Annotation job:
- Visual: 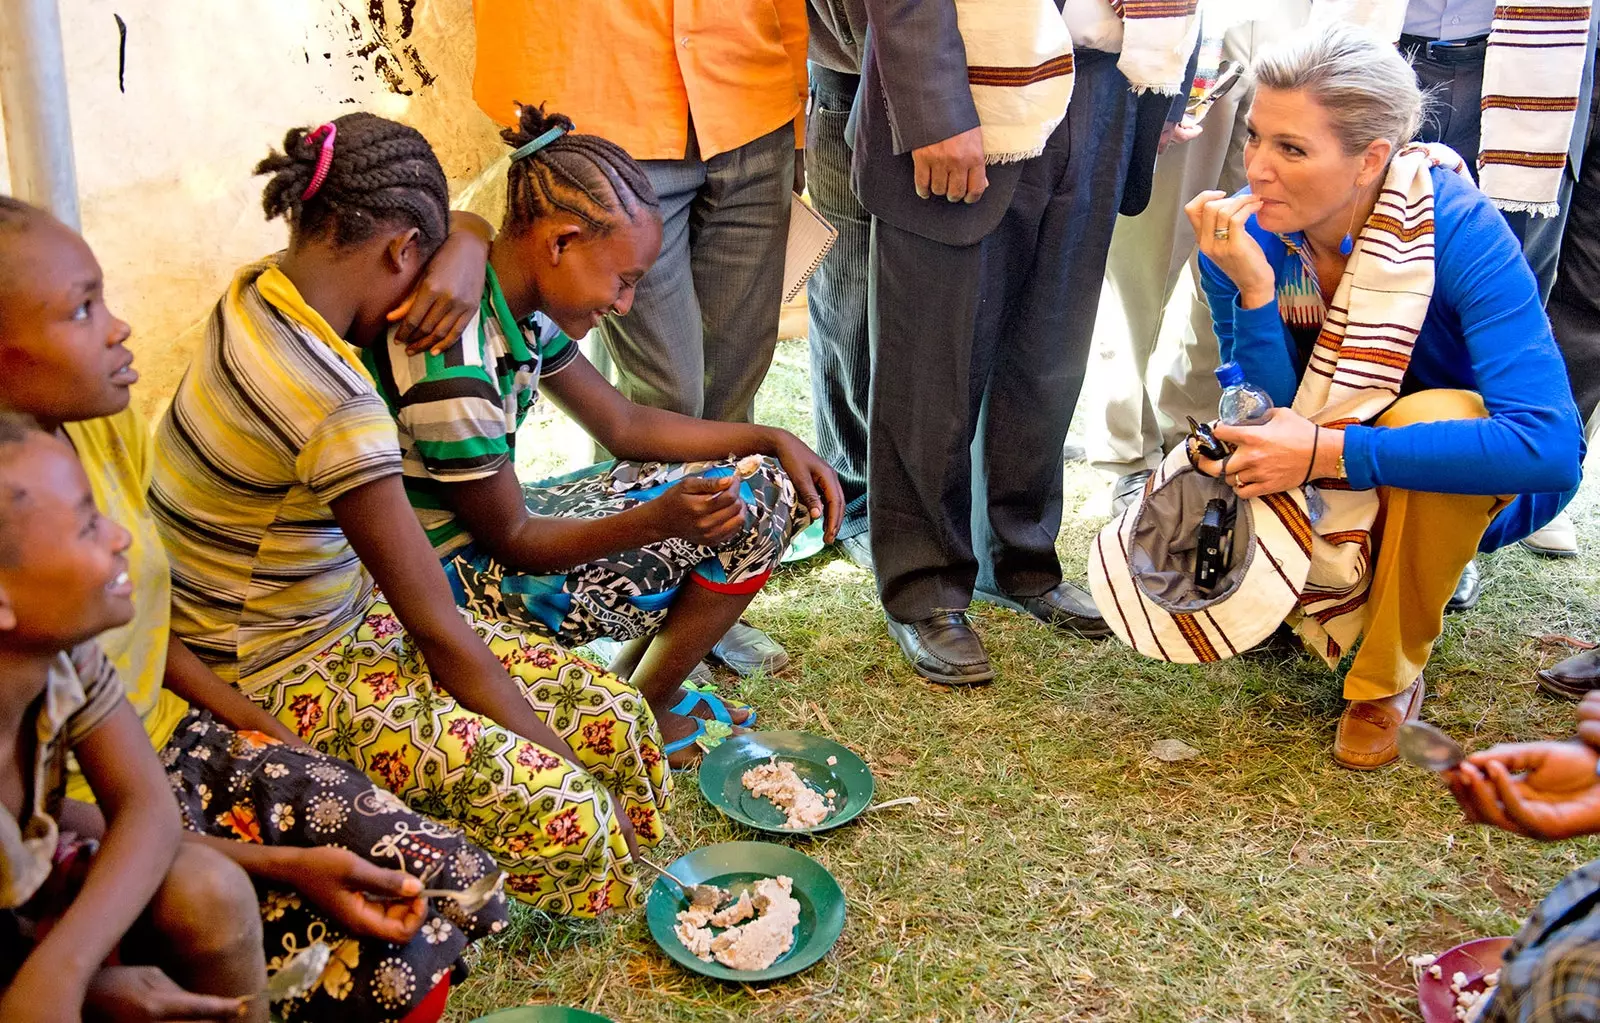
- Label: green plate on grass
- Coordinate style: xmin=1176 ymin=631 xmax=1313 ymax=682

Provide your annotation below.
xmin=472 ymin=1008 xmax=612 ymax=1022
xmin=645 ymin=841 xmax=846 ymax=982
xmin=699 ymin=730 xmax=874 ymax=834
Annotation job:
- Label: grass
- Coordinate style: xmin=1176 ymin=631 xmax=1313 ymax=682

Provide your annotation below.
xmin=456 ymin=337 xmax=1600 ymax=1021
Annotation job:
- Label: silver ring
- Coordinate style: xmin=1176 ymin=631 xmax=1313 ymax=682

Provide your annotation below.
xmin=1230 ymin=473 xmax=1243 ymax=487
xmin=1214 ymin=227 xmax=1231 ymax=240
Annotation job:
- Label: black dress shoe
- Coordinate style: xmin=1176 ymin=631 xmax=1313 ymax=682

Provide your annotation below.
xmin=839 ymin=532 xmax=874 ymax=572
xmin=1537 ymin=648 xmax=1600 ymax=700
xmin=1445 ymin=559 xmax=1482 ymax=613
xmin=886 ymin=612 xmax=995 ymax=685
xmin=975 ymin=582 xmax=1112 ymax=638
xmin=1109 ymin=469 xmax=1154 ymax=517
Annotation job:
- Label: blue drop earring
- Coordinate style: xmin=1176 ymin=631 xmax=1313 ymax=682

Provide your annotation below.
xmin=1338 ymin=185 xmax=1362 ymax=256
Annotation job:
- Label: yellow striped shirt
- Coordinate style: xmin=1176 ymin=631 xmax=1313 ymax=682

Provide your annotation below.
xmin=151 ymin=259 xmax=402 ymax=690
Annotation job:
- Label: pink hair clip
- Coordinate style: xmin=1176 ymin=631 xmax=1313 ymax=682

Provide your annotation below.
xmin=300 ymin=122 xmax=338 ymax=201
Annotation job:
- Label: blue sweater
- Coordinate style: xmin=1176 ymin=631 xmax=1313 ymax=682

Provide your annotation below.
xmin=1199 ymin=166 xmax=1584 ymax=551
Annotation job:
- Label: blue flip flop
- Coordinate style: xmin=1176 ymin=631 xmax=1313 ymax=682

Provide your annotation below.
xmin=669 ymin=682 xmax=757 ymax=729
xmin=663 ymin=684 xmax=756 ymax=770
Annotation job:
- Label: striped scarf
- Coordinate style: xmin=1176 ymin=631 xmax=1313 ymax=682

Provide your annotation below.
xmin=957 ymin=0 xmax=1200 ymax=163
xmin=1288 ymin=143 xmax=1470 ymax=663
xmin=1319 ymin=0 xmax=1592 ymax=216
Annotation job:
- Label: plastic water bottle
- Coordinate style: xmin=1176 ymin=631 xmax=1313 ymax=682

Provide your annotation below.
xmin=1216 ymin=361 xmax=1274 ymax=425
xmin=1213 ymin=362 xmax=1326 ymax=522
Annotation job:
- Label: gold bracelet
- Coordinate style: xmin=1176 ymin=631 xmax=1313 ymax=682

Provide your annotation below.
xmin=1334 ymin=451 xmax=1347 ymax=480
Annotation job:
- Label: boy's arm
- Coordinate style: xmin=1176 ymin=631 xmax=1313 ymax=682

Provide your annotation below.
xmin=0 ymin=702 xmax=181 ymax=1018
xmin=161 ymin=636 xmax=302 ymax=746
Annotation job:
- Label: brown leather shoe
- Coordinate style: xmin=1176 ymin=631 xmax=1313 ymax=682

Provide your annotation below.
xmin=1334 ymin=677 xmax=1426 ymax=770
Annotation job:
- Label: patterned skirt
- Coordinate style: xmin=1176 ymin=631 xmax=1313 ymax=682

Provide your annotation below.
xmin=442 ymin=457 xmax=802 ymax=644
xmin=162 ymin=709 xmax=509 ymax=1023
xmin=246 ymin=598 xmax=672 ymax=917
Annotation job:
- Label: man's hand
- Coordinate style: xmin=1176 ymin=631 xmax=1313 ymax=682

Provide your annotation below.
xmin=289 ymin=847 xmax=427 ymax=943
xmin=1446 ymin=741 xmax=1600 ymax=841
xmin=1158 ymin=113 xmax=1204 ymax=155
xmin=81 ymin=966 xmax=247 ymax=1023
xmin=912 ymin=127 xmax=988 ymax=203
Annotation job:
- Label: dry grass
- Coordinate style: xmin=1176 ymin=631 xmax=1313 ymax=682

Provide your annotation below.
xmin=461 ymin=339 xmax=1600 ymax=1022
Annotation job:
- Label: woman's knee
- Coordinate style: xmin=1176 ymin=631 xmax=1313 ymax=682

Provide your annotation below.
xmin=1374 ymin=389 xmax=1488 ymax=429
xmin=148 ymin=842 xmax=263 ymax=958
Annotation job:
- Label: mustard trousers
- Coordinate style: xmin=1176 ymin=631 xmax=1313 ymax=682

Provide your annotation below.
xmin=1341 ymin=389 xmax=1510 ymax=701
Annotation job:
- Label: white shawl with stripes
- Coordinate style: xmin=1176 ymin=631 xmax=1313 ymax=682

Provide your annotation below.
xmin=956 ymin=0 xmax=1200 ymax=163
xmin=1291 ymin=143 xmax=1469 ymax=663
xmin=1319 ymin=0 xmax=1593 ymax=217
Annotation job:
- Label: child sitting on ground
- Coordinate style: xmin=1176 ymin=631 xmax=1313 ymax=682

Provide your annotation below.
xmin=0 ymin=413 xmax=266 ymax=1022
xmin=368 ymin=103 xmax=844 ymax=766
xmin=0 ymin=193 xmax=508 ymax=1022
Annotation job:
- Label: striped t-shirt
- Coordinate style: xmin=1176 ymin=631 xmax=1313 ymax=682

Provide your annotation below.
xmin=364 ymin=267 xmax=578 ymax=555
xmin=151 ymin=259 xmax=403 ymax=687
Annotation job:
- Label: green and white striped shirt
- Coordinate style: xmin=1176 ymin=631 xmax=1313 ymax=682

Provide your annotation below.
xmin=364 ymin=267 xmax=578 ymax=554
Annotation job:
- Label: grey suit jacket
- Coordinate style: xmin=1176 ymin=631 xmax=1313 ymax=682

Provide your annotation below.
xmin=809 ymin=0 xmax=869 ymax=74
xmin=850 ymin=0 xmax=1031 ymax=246
xmin=849 ymin=0 xmax=1190 ymax=247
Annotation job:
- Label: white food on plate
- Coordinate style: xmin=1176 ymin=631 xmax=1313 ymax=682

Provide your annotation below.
xmin=673 ymin=875 xmax=801 ymax=971
xmin=742 ymin=757 xmax=835 ymax=829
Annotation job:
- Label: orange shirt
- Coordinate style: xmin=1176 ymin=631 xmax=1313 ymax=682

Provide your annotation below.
xmin=472 ymin=0 xmax=807 ymax=161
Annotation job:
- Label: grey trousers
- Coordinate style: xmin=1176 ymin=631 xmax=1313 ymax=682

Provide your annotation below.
xmin=867 ymin=50 xmax=1141 ymax=622
xmin=805 ymin=64 xmax=871 ymax=539
xmin=1405 ymin=41 xmax=1572 ymax=300
xmin=594 ymin=121 xmax=796 ymax=422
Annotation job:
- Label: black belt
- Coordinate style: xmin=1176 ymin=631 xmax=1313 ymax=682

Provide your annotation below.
xmin=1399 ymin=32 xmax=1491 ymax=64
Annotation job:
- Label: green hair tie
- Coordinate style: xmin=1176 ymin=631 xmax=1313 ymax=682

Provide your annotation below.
xmin=510 ymin=126 xmax=565 ymax=162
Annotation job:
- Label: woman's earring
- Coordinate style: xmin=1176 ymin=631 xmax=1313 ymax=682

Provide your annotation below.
xmin=1339 ymin=186 xmax=1362 ymax=256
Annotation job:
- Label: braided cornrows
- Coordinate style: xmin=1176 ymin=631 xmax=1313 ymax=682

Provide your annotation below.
xmin=255 ymin=112 xmax=450 ymax=252
xmin=502 ymin=104 xmax=659 ymax=236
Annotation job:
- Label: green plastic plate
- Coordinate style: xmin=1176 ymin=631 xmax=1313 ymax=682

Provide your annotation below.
xmin=699 ymin=731 xmax=875 ymax=834
xmin=472 ymin=1008 xmax=612 ymax=1023
xmin=644 ymin=841 xmax=846 ymax=982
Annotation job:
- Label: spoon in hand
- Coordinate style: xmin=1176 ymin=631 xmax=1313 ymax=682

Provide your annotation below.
xmin=1397 ymin=721 xmax=1466 ymax=772
xmin=418 ymin=870 xmax=506 ymax=915
xmin=247 ymin=941 xmax=331 ymax=1007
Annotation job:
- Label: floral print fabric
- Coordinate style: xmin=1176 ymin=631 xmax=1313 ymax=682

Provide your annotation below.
xmin=247 ymin=597 xmax=672 ymax=916
xmin=161 ymin=709 xmax=509 ymax=1023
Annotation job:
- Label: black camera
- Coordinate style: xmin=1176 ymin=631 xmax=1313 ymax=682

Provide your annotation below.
xmin=1194 ymin=498 xmax=1234 ymax=592
xmin=1185 ymin=415 xmax=1231 ymax=463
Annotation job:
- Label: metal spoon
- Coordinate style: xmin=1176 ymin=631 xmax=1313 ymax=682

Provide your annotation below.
xmin=251 ymin=941 xmax=331 ymax=1006
xmin=1397 ymin=721 xmax=1466 ymax=772
xmin=636 ymin=854 xmax=725 ymax=906
xmin=418 ymin=870 xmax=506 ymax=915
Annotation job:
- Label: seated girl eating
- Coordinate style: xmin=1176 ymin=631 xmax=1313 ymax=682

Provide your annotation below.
xmin=365 ymin=104 xmax=842 ymax=763
xmin=150 ymin=113 xmax=671 ymax=915
xmin=0 ymin=195 xmax=507 ymax=1023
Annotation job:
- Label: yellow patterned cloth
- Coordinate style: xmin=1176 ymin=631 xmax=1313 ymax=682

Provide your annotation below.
xmin=249 ymin=596 xmax=672 ymax=916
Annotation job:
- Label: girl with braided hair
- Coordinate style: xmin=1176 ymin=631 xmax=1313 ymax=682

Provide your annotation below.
xmin=365 ymin=104 xmax=842 ymax=768
xmin=151 ymin=111 xmax=673 ymax=921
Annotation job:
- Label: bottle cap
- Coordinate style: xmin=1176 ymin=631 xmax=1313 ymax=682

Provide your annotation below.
xmin=1215 ymin=361 xmax=1245 ymax=388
